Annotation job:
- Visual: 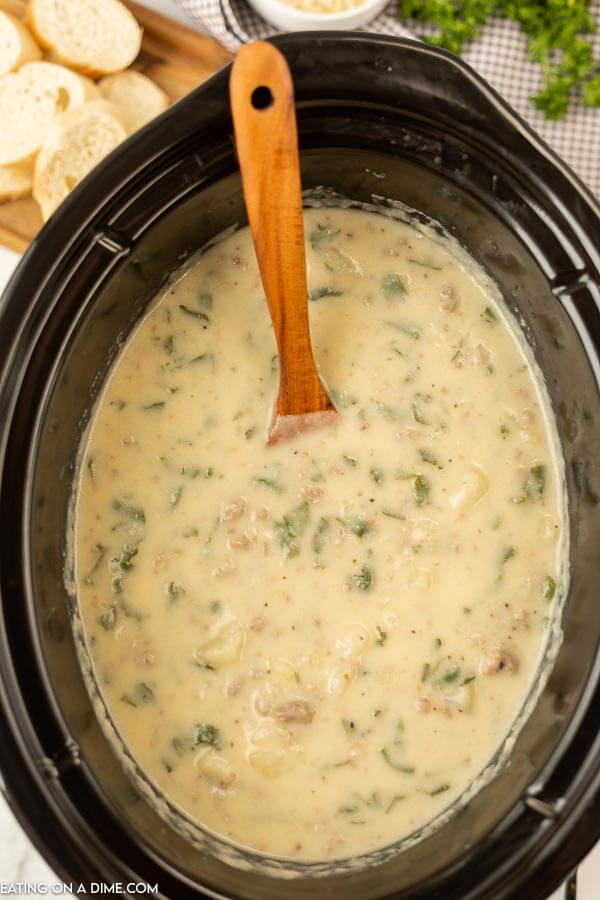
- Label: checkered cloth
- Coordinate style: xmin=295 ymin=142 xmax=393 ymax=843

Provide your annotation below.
xmin=174 ymin=0 xmax=600 ymax=196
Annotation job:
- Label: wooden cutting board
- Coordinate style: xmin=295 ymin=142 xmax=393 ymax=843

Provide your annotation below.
xmin=0 ymin=0 xmax=232 ymax=252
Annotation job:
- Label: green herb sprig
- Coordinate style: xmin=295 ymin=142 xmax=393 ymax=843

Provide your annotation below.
xmin=399 ymin=0 xmax=600 ymax=119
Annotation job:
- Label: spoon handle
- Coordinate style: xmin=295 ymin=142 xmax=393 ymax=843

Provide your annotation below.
xmin=229 ymin=41 xmax=335 ymax=436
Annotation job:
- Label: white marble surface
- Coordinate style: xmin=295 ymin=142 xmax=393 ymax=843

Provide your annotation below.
xmin=0 ymin=1 xmax=597 ymax=895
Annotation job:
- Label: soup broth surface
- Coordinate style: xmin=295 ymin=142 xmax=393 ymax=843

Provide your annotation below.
xmin=75 ymin=206 xmax=564 ymax=860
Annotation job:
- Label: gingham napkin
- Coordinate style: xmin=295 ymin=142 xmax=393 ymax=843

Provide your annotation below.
xmin=174 ymin=0 xmax=600 ymax=196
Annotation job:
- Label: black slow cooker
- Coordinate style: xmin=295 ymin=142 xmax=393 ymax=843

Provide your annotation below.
xmin=0 ymin=33 xmax=598 ymax=900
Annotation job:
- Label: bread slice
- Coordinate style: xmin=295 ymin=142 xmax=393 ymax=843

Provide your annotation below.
xmin=99 ymin=70 xmax=169 ymax=132
xmin=33 ymin=100 xmax=129 ymax=220
xmin=0 ymin=61 xmax=99 ymax=165
xmin=28 ymin=0 xmax=142 ymax=77
xmin=0 ymin=10 xmax=42 ymax=77
xmin=0 ymin=160 xmax=33 ymax=202
xmin=75 ymin=72 xmax=101 ymax=101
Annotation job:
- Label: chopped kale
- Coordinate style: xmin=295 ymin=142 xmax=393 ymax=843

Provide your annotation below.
xmin=528 ymin=464 xmax=546 ymax=495
xmin=408 ymin=257 xmax=442 ymax=271
xmin=118 ymin=597 xmax=144 ymax=622
xmin=309 ymin=286 xmax=344 ymax=301
xmin=312 ymin=516 xmax=330 ymax=555
xmin=382 ymin=273 xmax=407 ymax=297
xmin=188 ymin=352 xmax=215 ymax=366
xmin=427 ymin=783 xmax=450 ymax=796
xmin=337 ymin=516 xmax=371 ymax=538
xmin=121 ymin=682 xmax=154 ymax=706
xmin=172 ymin=735 xmax=193 ymax=757
xmin=438 ymin=662 xmax=460 ymax=684
xmin=352 ymin=565 xmax=374 ymax=592
xmin=512 ymin=465 xmax=546 ymax=504
xmin=309 ymin=223 xmax=340 ymax=246
xmin=194 ymin=657 xmax=215 ymax=671
xmin=112 ymin=499 xmax=145 ymax=523
xmin=380 ymin=747 xmax=416 ymax=773
xmin=99 ymin=604 xmax=117 ymax=631
xmin=179 ymin=305 xmax=210 ymax=326
xmin=143 ymin=401 xmax=165 ymax=411
xmin=274 ymin=501 xmax=310 ymax=558
xmin=414 ymin=474 xmax=430 ymax=506
xmin=84 ymin=543 xmax=106 ymax=586
xmin=481 ymin=306 xmax=498 ymax=325
xmin=117 ymin=544 xmax=138 ymax=572
xmin=384 ymin=320 xmax=422 ymax=339
xmin=167 ymin=581 xmax=185 ymax=602
xmin=419 ymin=448 xmax=443 ymax=468
xmin=375 ymin=626 xmax=387 ymax=646
xmin=179 ymin=466 xmax=214 ymax=479
xmin=412 ymin=402 xmax=429 ymax=426
xmin=195 ymin=723 xmax=221 ymax=749
xmin=252 ymin=476 xmax=285 ymax=493
xmin=382 ymin=509 xmax=405 ymax=520
xmin=385 ymin=795 xmax=406 ymax=813
xmin=542 ymin=574 xmax=556 ymax=602
xmin=370 ymin=466 xmax=384 ymax=485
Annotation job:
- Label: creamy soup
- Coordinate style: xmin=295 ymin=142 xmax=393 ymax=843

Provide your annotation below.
xmin=74 ymin=206 xmax=565 ymax=861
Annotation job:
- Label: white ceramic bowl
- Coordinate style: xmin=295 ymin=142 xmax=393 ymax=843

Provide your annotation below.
xmin=246 ymin=0 xmax=388 ymax=32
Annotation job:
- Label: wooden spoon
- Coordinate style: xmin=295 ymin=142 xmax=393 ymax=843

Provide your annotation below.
xmin=230 ymin=41 xmax=338 ymax=445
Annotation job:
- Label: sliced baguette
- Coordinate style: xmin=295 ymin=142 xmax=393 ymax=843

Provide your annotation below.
xmin=0 ymin=160 xmax=33 ymax=202
xmin=28 ymin=0 xmax=142 ymax=77
xmin=0 ymin=61 xmax=99 ymax=165
xmin=76 ymin=72 xmax=101 ymax=101
xmin=33 ymin=100 xmax=129 ymax=220
xmin=0 ymin=10 xmax=42 ymax=77
xmin=99 ymin=70 xmax=169 ymax=132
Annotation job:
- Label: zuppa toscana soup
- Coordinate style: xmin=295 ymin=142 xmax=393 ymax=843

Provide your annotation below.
xmin=74 ymin=205 xmax=566 ymax=860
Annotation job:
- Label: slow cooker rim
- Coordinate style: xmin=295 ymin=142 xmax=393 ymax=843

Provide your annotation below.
xmin=284 ymin=32 xmax=600 ymax=219
xmin=0 ymin=31 xmax=598 ymax=900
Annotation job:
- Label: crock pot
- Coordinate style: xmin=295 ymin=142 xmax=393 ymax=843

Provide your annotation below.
xmin=0 ymin=33 xmax=598 ymax=900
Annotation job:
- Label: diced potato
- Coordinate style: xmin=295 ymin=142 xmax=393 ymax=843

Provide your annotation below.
xmin=326 ymin=664 xmax=355 ymax=695
xmin=248 ymin=746 xmax=285 ymax=777
xmin=336 ymin=624 xmax=371 ymax=661
xmin=441 ymin=682 xmax=474 ymax=714
xmin=518 ymin=408 xmax=542 ymax=445
xmin=409 ymin=517 xmax=438 ymax=546
xmin=321 ymin=246 xmax=363 ymax=276
xmin=449 ymin=466 xmax=489 ymax=511
xmin=479 ymin=646 xmax=518 ymax=675
xmin=271 ymin=699 xmax=315 ymax=723
xmin=245 ymin=721 xmax=288 ymax=777
xmin=393 ymin=556 xmax=432 ymax=592
xmin=196 ymin=750 xmax=236 ymax=788
xmin=269 ymin=657 xmax=298 ymax=683
xmin=201 ymin=620 xmax=245 ymax=668
xmin=540 ymin=514 xmax=559 ymax=542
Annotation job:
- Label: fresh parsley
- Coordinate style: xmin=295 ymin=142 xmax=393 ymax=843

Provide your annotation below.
xmin=399 ymin=0 xmax=600 ymax=119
